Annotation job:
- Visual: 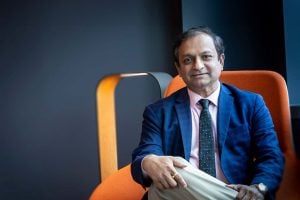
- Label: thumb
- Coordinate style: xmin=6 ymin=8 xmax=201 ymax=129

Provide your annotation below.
xmin=172 ymin=157 xmax=188 ymax=169
xmin=226 ymin=184 xmax=239 ymax=191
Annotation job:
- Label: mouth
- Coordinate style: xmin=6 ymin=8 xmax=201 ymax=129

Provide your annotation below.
xmin=191 ymin=72 xmax=209 ymax=78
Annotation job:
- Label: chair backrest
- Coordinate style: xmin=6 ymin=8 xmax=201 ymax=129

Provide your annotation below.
xmin=164 ymin=70 xmax=300 ymax=199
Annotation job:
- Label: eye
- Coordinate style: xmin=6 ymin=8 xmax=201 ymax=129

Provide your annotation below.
xmin=202 ymin=54 xmax=213 ymax=61
xmin=182 ymin=57 xmax=193 ymax=65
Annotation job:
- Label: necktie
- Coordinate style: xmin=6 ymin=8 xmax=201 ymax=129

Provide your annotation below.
xmin=199 ymin=99 xmax=216 ymax=177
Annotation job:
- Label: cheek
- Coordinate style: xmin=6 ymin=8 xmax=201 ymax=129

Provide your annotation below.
xmin=211 ymin=62 xmax=223 ymax=72
xmin=176 ymin=66 xmax=187 ymax=75
xmin=176 ymin=66 xmax=182 ymax=75
xmin=213 ymin=67 xmax=222 ymax=76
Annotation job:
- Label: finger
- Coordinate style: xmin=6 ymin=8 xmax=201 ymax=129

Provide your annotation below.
xmin=159 ymin=177 xmax=172 ymax=189
xmin=153 ymin=180 xmax=164 ymax=190
xmin=162 ymin=171 xmax=178 ymax=188
xmin=242 ymin=191 xmax=251 ymax=200
xmin=241 ymin=193 xmax=250 ymax=200
xmin=226 ymin=185 xmax=239 ymax=200
xmin=160 ymin=170 xmax=183 ymax=189
xmin=239 ymin=189 xmax=247 ymax=200
xmin=227 ymin=184 xmax=238 ymax=191
xmin=233 ymin=185 xmax=248 ymax=200
xmin=173 ymin=173 xmax=187 ymax=188
xmin=153 ymin=172 xmax=173 ymax=189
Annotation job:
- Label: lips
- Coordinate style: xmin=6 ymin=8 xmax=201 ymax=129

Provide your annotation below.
xmin=191 ymin=73 xmax=208 ymax=77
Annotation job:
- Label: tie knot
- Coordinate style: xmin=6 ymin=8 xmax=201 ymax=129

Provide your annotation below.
xmin=199 ymin=99 xmax=209 ymax=109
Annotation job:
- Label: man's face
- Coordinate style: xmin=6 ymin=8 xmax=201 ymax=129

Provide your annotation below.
xmin=175 ymin=33 xmax=224 ymax=96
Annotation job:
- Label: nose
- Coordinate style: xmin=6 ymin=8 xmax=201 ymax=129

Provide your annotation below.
xmin=194 ymin=57 xmax=204 ymax=70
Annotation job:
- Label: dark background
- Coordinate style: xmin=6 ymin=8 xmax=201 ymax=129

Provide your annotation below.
xmin=182 ymin=0 xmax=286 ymax=77
xmin=0 ymin=0 xmax=299 ymax=199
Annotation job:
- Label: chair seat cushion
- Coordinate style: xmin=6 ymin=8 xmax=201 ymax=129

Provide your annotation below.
xmin=90 ymin=164 xmax=146 ymax=200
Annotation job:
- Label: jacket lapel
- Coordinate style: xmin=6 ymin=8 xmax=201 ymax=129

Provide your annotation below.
xmin=174 ymin=88 xmax=192 ymax=160
xmin=217 ymin=84 xmax=233 ymax=154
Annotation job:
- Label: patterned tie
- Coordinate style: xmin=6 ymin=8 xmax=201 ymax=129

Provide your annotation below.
xmin=199 ymin=99 xmax=216 ymax=177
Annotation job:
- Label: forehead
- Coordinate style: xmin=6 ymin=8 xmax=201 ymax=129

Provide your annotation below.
xmin=178 ymin=33 xmax=217 ymax=55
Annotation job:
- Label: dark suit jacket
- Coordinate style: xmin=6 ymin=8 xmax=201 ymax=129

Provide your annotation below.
xmin=131 ymin=83 xmax=284 ymax=199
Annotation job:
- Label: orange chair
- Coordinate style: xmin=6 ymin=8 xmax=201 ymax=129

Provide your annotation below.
xmin=90 ymin=70 xmax=300 ymax=200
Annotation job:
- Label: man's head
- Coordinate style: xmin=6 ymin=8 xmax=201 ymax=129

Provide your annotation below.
xmin=173 ymin=26 xmax=225 ymax=65
xmin=173 ymin=26 xmax=225 ymax=96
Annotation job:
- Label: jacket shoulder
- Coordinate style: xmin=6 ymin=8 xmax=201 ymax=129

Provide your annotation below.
xmin=148 ymin=87 xmax=188 ymax=108
xmin=221 ymin=83 xmax=263 ymax=101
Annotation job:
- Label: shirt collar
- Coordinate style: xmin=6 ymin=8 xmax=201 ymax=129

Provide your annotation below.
xmin=187 ymin=81 xmax=221 ymax=107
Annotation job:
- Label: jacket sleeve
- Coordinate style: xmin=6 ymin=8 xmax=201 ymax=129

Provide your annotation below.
xmin=250 ymin=94 xmax=285 ymax=196
xmin=131 ymin=104 xmax=165 ymax=187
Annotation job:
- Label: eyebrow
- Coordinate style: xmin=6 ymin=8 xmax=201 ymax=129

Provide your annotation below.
xmin=181 ymin=50 xmax=213 ymax=57
xmin=200 ymin=50 xmax=213 ymax=54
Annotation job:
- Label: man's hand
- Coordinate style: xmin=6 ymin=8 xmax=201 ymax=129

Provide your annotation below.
xmin=142 ymin=155 xmax=188 ymax=190
xmin=227 ymin=184 xmax=264 ymax=200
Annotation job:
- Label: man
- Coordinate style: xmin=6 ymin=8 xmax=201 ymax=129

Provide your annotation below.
xmin=131 ymin=26 xmax=284 ymax=200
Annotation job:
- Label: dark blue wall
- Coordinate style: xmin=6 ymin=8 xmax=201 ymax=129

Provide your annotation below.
xmin=284 ymin=0 xmax=300 ymax=105
xmin=283 ymin=0 xmax=300 ymax=157
xmin=181 ymin=0 xmax=286 ymax=78
xmin=0 ymin=0 xmax=180 ymax=199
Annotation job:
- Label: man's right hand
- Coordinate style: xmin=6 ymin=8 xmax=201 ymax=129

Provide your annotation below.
xmin=142 ymin=155 xmax=188 ymax=190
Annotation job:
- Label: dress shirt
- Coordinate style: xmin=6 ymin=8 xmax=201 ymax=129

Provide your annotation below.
xmin=188 ymin=81 xmax=228 ymax=183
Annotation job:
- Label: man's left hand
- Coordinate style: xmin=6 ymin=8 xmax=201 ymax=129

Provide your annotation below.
xmin=227 ymin=184 xmax=264 ymax=200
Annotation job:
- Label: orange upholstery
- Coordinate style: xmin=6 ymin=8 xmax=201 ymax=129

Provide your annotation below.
xmin=89 ymin=165 xmax=145 ymax=200
xmin=90 ymin=70 xmax=300 ymax=200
